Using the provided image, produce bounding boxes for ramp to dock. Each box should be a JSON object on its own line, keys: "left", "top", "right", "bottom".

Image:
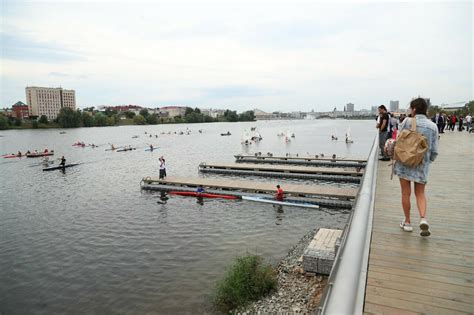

{"left": 141, "top": 176, "right": 358, "bottom": 200}
{"left": 364, "top": 132, "right": 474, "bottom": 314}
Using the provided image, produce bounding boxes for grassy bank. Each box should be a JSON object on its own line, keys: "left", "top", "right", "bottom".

{"left": 213, "top": 255, "right": 277, "bottom": 313}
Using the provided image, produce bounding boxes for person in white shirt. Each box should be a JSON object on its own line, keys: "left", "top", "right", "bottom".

{"left": 465, "top": 114, "right": 472, "bottom": 132}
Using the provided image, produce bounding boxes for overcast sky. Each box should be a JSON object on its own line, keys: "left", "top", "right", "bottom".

{"left": 1, "top": 0, "right": 472, "bottom": 112}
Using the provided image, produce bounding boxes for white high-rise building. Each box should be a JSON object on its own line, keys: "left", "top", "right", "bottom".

{"left": 26, "top": 86, "right": 76, "bottom": 120}
{"left": 345, "top": 103, "right": 355, "bottom": 112}
{"left": 389, "top": 100, "right": 399, "bottom": 112}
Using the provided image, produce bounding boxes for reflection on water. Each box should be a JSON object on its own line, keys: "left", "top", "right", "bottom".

{"left": 0, "top": 120, "right": 374, "bottom": 314}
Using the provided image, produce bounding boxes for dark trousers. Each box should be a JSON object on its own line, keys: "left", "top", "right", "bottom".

{"left": 159, "top": 169, "right": 167, "bottom": 179}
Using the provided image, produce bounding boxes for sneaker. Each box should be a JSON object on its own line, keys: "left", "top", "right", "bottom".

{"left": 419, "top": 218, "right": 431, "bottom": 237}
{"left": 400, "top": 220, "right": 413, "bottom": 232}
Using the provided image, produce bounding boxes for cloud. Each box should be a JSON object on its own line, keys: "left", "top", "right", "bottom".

{"left": 49, "top": 72, "right": 88, "bottom": 79}
{"left": 1, "top": 33, "right": 85, "bottom": 63}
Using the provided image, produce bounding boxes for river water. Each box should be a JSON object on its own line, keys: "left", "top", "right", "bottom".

{"left": 0, "top": 119, "right": 375, "bottom": 314}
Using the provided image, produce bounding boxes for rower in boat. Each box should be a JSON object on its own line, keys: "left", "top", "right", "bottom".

{"left": 149, "top": 144, "right": 154, "bottom": 151}
{"left": 60, "top": 156, "right": 66, "bottom": 167}
{"left": 196, "top": 185, "right": 205, "bottom": 193}
{"left": 17, "top": 151, "right": 22, "bottom": 157}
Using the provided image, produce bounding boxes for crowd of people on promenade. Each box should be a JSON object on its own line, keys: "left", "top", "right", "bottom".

{"left": 429, "top": 112, "right": 472, "bottom": 133}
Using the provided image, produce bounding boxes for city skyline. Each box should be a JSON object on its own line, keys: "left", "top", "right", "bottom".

{"left": 1, "top": 0, "right": 472, "bottom": 112}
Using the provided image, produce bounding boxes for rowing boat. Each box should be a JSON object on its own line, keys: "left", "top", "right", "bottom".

{"left": 43, "top": 163, "right": 80, "bottom": 171}
{"left": 117, "top": 148, "right": 136, "bottom": 152}
{"left": 169, "top": 191, "right": 238, "bottom": 200}
{"left": 241, "top": 196, "right": 320, "bottom": 209}
{"left": 145, "top": 147, "right": 158, "bottom": 151}
{"left": 26, "top": 152, "right": 54, "bottom": 158}
{"left": 3, "top": 154, "right": 23, "bottom": 158}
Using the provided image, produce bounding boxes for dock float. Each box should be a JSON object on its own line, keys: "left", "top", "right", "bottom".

{"left": 234, "top": 155, "right": 367, "bottom": 168}
{"left": 141, "top": 176, "right": 357, "bottom": 201}
{"left": 198, "top": 163, "right": 363, "bottom": 183}
{"left": 235, "top": 154, "right": 367, "bottom": 163}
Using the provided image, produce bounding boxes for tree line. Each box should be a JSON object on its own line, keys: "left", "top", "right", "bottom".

{"left": 0, "top": 107, "right": 256, "bottom": 129}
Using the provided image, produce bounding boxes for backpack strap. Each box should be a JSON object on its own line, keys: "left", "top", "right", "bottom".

{"left": 411, "top": 117, "right": 417, "bottom": 132}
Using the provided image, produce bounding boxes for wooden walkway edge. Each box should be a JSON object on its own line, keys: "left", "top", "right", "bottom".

{"left": 364, "top": 132, "right": 474, "bottom": 314}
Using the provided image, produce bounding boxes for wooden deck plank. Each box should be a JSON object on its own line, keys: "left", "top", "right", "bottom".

{"left": 366, "top": 286, "right": 473, "bottom": 313}
{"left": 364, "top": 302, "right": 422, "bottom": 315}
{"left": 367, "top": 277, "right": 474, "bottom": 305}
{"left": 142, "top": 176, "right": 358, "bottom": 199}
{"left": 364, "top": 132, "right": 474, "bottom": 313}
{"left": 199, "top": 163, "right": 364, "bottom": 176}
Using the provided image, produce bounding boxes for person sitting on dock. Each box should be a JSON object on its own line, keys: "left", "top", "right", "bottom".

{"left": 60, "top": 156, "right": 66, "bottom": 167}
{"left": 196, "top": 185, "right": 205, "bottom": 193}
{"left": 275, "top": 185, "right": 284, "bottom": 201}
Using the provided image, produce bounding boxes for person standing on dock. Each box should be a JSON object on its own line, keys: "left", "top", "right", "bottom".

{"left": 377, "top": 105, "right": 390, "bottom": 161}
{"left": 394, "top": 98, "right": 438, "bottom": 237}
{"left": 159, "top": 156, "right": 167, "bottom": 180}
{"left": 275, "top": 185, "right": 284, "bottom": 201}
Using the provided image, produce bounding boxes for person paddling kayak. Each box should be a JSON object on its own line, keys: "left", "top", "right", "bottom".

{"left": 60, "top": 156, "right": 66, "bottom": 167}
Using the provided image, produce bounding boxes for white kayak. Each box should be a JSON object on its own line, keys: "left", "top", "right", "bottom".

{"left": 241, "top": 196, "right": 320, "bottom": 209}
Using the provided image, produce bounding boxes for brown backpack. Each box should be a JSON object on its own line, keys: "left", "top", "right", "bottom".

{"left": 394, "top": 118, "right": 428, "bottom": 167}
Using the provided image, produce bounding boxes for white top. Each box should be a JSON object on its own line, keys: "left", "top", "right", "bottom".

{"left": 160, "top": 161, "right": 166, "bottom": 170}
{"left": 466, "top": 115, "right": 472, "bottom": 123}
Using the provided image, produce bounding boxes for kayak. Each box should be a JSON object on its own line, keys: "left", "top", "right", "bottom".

{"left": 26, "top": 152, "right": 54, "bottom": 158}
{"left": 3, "top": 154, "right": 23, "bottom": 158}
{"left": 220, "top": 133, "right": 231, "bottom": 136}
{"left": 242, "top": 196, "right": 320, "bottom": 209}
{"left": 145, "top": 147, "right": 158, "bottom": 151}
{"left": 117, "top": 148, "right": 136, "bottom": 152}
{"left": 43, "top": 163, "right": 80, "bottom": 171}
{"left": 169, "top": 191, "right": 238, "bottom": 200}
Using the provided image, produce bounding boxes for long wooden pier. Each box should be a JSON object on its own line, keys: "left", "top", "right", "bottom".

{"left": 364, "top": 132, "right": 474, "bottom": 314}
{"left": 234, "top": 155, "right": 367, "bottom": 168}
{"left": 235, "top": 154, "right": 367, "bottom": 163}
{"left": 141, "top": 176, "right": 358, "bottom": 200}
{"left": 199, "top": 163, "right": 363, "bottom": 176}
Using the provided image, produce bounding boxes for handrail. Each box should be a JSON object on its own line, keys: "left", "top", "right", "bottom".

{"left": 317, "top": 134, "right": 379, "bottom": 314}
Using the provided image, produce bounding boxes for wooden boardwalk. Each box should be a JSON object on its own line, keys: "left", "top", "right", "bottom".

{"left": 364, "top": 132, "right": 474, "bottom": 314}
{"left": 199, "top": 163, "right": 364, "bottom": 176}
{"left": 142, "top": 176, "right": 358, "bottom": 199}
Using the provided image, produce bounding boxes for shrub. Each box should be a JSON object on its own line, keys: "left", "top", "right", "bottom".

{"left": 213, "top": 255, "right": 277, "bottom": 313}
{"left": 39, "top": 115, "right": 48, "bottom": 124}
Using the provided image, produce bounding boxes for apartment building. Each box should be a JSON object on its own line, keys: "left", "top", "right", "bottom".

{"left": 26, "top": 86, "right": 76, "bottom": 120}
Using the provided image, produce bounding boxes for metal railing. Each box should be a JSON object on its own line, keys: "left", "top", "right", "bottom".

{"left": 317, "top": 134, "right": 379, "bottom": 315}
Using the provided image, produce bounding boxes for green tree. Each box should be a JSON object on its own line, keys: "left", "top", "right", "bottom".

{"left": 134, "top": 114, "right": 146, "bottom": 125}
{"left": 185, "top": 107, "right": 194, "bottom": 116}
{"left": 32, "top": 120, "right": 39, "bottom": 129}
{"left": 104, "top": 108, "right": 118, "bottom": 117}
{"left": 238, "top": 110, "right": 255, "bottom": 122}
{"left": 14, "top": 117, "right": 22, "bottom": 126}
{"left": 57, "top": 108, "right": 82, "bottom": 128}
{"left": 146, "top": 114, "right": 159, "bottom": 124}
{"left": 224, "top": 110, "right": 239, "bottom": 122}
{"left": 39, "top": 115, "right": 49, "bottom": 124}
{"left": 82, "top": 112, "right": 95, "bottom": 127}
{"left": 0, "top": 114, "right": 8, "bottom": 130}
{"left": 94, "top": 112, "right": 108, "bottom": 126}
{"left": 139, "top": 108, "right": 149, "bottom": 118}
{"left": 125, "top": 111, "right": 136, "bottom": 119}
{"left": 173, "top": 116, "right": 183, "bottom": 123}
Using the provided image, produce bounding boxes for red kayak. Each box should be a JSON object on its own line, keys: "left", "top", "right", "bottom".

{"left": 169, "top": 191, "right": 238, "bottom": 200}
{"left": 3, "top": 154, "right": 23, "bottom": 158}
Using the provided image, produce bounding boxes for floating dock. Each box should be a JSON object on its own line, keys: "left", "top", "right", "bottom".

{"left": 198, "top": 163, "right": 363, "bottom": 183}
{"left": 234, "top": 155, "right": 367, "bottom": 168}
{"left": 235, "top": 154, "right": 367, "bottom": 163}
{"left": 141, "top": 176, "right": 357, "bottom": 203}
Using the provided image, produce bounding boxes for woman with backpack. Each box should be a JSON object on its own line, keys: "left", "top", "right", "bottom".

{"left": 394, "top": 98, "right": 439, "bottom": 237}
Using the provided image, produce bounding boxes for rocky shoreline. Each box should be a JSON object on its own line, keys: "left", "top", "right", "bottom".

{"left": 237, "top": 228, "right": 327, "bottom": 314}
